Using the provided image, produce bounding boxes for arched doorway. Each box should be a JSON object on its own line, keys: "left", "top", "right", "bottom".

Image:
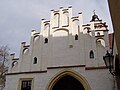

{"left": 52, "top": 75, "right": 85, "bottom": 90}
{"left": 46, "top": 69, "right": 91, "bottom": 90}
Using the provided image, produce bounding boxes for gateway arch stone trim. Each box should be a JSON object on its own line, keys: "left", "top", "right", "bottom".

{"left": 46, "top": 69, "right": 91, "bottom": 90}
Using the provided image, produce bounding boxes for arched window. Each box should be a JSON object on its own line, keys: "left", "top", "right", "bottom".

{"left": 97, "top": 32, "right": 100, "bottom": 36}
{"left": 33, "top": 57, "right": 37, "bottom": 64}
{"left": 44, "top": 38, "right": 48, "bottom": 43}
{"left": 96, "top": 38, "right": 105, "bottom": 47}
{"left": 75, "top": 34, "right": 78, "bottom": 40}
{"left": 90, "top": 50, "right": 94, "bottom": 59}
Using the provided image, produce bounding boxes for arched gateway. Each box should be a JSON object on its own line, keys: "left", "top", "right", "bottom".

{"left": 46, "top": 69, "right": 91, "bottom": 90}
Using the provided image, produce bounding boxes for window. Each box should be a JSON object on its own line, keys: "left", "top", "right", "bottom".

{"left": 75, "top": 34, "right": 78, "bottom": 40}
{"left": 90, "top": 50, "right": 94, "bottom": 59}
{"left": 44, "top": 38, "right": 48, "bottom": 43}
{"left": 21, "top": 80, "right": 32, "bottom": 90}
{"left": 19, "top": 78, "right": 33, "bottom": 90}
{"left": 97, "top": 32, "right": 100, "bottom": 36}
{"left": 33, "top": 57, "right": 37, "bottom": 64}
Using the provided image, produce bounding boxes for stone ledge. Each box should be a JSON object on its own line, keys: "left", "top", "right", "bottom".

{"left": 6, "top": 70, "right": 47, "bottom": 75}
{"left": 47, "top": 65, "right": 85, "bottom": 69}
{"left": 85, "top": 66, "right": 107, "bottom": 70}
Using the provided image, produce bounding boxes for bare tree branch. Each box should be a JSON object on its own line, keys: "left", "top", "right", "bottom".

{"left": 0, "top": 45, "right": 10, "bottom": 88}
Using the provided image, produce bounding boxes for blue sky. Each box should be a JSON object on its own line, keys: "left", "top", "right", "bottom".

{"left": 0, "top": 0, "right": 113, "bottom": 57}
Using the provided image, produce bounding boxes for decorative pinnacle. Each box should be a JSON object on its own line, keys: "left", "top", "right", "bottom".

{"left": 51, "top": 9, "right": 54, "bottom": 11}
{"left": 10, "top": 53, "right": 15, "bottom": 56}
{"left": 41, "top": 18, "right": 45, "bottom": 21}
{"left": 93, "top": 10, "right": 96, "bottom": 15}
{"left": 21, "top": 42, "right": 26, "bottom": 44}
{"left": 78, "top": 12, "right": 82, "bottom": 14}
{"left": 68, "top": 6, "right": 72, "bottom": 8}
{"left": 59, "top": 7, "right": 63, "bottom": 9}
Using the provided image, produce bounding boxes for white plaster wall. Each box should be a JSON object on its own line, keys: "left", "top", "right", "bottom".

{"left": 4, "top": 75, "right": 19, "bottom": 90}
{"left": 11, "top": 60, "right": 19, "bottom": 73}
{"left": 84, "top": 69, "right": 113, "bottom": 90}
{"left": 42, "top": 42, "right": 50, "bottom": 71}
{"left": 84, "top": 34, "right": 98, "bottom": 67}
{"left": 30, "top": 35, "right": 42, "bottom": 71}
{"left": 4, "top": 68, "right": 113, "bottom": 90}
{"left": 96, "top": 43, "right": 106, "bottom": 66}
{"left": 9, "top": 7, "right": 110, "bottom": 73}
{"left": 20, "top": 48, "right": 31, "bottom": 72}
{"left": 62, "top": 13, "right": 69, "bottom": 26}
{"left": 9, "top": 27, "right": 109, "bottom": 74}
{"left": 6, "top": 7, "right": 112, "bottom": 90}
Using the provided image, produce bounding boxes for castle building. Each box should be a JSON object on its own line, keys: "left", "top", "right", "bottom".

{"left": 4, "top": 7, "right": 113, "bottom": 90}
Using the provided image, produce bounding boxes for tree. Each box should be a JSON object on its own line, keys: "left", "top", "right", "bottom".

{"left": 0, "top": 46, "right": 10, "bottom": 88}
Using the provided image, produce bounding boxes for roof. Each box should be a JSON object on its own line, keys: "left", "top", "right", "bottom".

{"left": 109, "top": 33, "right": 114, "bottom": 49}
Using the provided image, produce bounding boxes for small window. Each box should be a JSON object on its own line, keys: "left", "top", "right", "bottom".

{"left": 21, "top": 80, "right": 32, "bottom": 90}
{"left": 44, "top": 38, "right": 48, "bottom": 43}
{"left": 33, "top": 57, "right": 37, "bottom": 64}
{"left": 90, "top": 50, "right": 94, "bottom": 59}
{"left": 97, "top": 32, "right": 100, "bottom": 36}
{"left": 75, "top": 34, "right": 78, "bottom": 40}
{"left": 87, "top": 29, "right": 90, "bottom": 33}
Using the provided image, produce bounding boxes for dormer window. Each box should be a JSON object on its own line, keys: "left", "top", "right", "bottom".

{"left": 44, "top": 38, "right": 48, "bottom": 43}
{"left": 33, "top": 57, "right": 37, "bottom": 64}
{"left": 75, "top": 34, "right": 78, "bottom": 40}
{"left": 90, "top": 50, "right": 94, "bottom": 59}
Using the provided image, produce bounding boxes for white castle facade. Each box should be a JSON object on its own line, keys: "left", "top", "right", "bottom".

{"left": 4, "top": 6, "right": 113, "bottom": 90}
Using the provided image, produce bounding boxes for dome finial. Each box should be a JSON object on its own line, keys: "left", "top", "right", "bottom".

{"left": 91, "top": 10, "right": 99, "bottom": 22}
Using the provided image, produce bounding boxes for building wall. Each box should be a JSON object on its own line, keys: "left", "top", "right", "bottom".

{"left": 4, "top": 68, "right": 113, "bottom": 90}
{"left": 8, "top": 7, "right": 109, "bottom": 73}
{"left": 5, "top": 6, "right": 113, "bottom": 90}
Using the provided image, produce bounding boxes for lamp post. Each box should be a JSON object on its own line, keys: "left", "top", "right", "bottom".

{"left": 103, "top": 50, "right": 114, "bottom": 75}
{"left": 103, "top": 50, "right": 116, "bottom": 90}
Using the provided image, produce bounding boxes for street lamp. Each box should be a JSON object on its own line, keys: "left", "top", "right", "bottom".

{"left": 103, "top": 50, "right": 114, "bottom": 75}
